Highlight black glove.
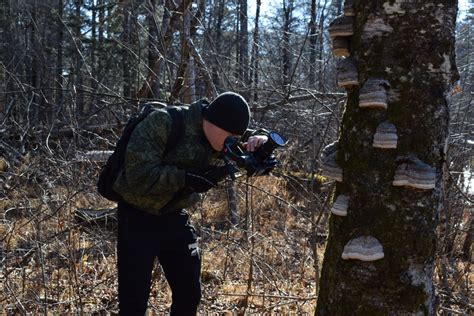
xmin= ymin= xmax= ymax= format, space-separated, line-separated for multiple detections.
xmin=185 ymin=171 xmax=218 ymax=193
xmin=185 ymin=166 xmax=230 ymax=193
xmin=203 ymin=165 xmax=229 ymax=183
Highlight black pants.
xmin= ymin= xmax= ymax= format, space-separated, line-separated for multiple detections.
xmin=117 ymin=202 xmax=201 ymax=315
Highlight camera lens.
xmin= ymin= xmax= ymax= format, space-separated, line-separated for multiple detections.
xmin=270 ymin=131 xmax=287 ymax=147
xmin=254 ymin=131 xmax=286 ymax=162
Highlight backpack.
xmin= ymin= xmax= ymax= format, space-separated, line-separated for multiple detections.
xmin=97 ymin=104 xmax=185 ymax=202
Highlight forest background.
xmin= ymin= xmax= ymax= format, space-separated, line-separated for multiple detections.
xmin=0 ymin=0 xmax=472 ymax=314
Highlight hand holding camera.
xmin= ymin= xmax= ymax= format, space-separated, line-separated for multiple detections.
xmin=222 ymin=131 xmax=287 ymax=179
xmin=243 ymin=135 xmax=268 ymax=152
xmin=186 ymin=131 xmax=287 ymax=191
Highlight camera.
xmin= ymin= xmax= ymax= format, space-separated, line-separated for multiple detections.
xmin=222 ymin=131 xmax=287 ymax=179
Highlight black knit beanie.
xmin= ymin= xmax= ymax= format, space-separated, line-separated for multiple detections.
xmin=203 ymin=92 xmax=250 ymax=135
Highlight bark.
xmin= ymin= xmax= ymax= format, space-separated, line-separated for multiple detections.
xmin=146 ymin=0 xmax=160 ymax=98
xmin=121 ymin=1 xmax=132 ymax=98
xmin=316 ymin=1 xmax=458 ymax=315
xmin=171 ymin=0 xmax=215 ymax=101
xmin=182 ymin=6 xmax=195 ymax=103
xmin=210 ymin=0 xmax=225 ymax=89
xmin=281 ymin=0 xmax=293 ymax=87
xmin=308 ymin=0 xmax=317 ymax=85
xmin=74 ymin=0 xmax=84 ymax=114
xmin=238 ymin=0 xmax=249 ymax=99
xmin=171 ymin=1 xmax=193 ymax=101
xmin=249 ymin=0 xmax=261 ymax=103
xmin=56 ymin=0 xmax=64 ymax=107
xmin=30 ymin=1 xmax=41 ymax=122
xmin=91 ymin=0 xmax=97 ymax=88
xmin=187 ymin=36 xmax=218 ymax=98
xmin=335 ymin=0 xmax=343 ymax=15
xmin=97 ymin=0 xmax=105 ymax=77
xmin=317 ymin=0 xmax=329 ymax=91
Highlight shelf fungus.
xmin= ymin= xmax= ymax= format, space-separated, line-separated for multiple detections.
xmin=393 ymin=157 xmax=436 ymax=190
xmin=359 ymin=79 xmax=390 ymax=109
xmin=343 ymin=0 xmax=355 ymax=16
xmin=321 ymin=142 xmax=343 ymax=182
xmin=329 ymin=15 xmax=354 ymax=38
xmin=332 ymin=37 xmax=350 ymax=57
xmin=373 ymin=121 xmax=398 ymax=149
xmin=336 ymin=57 xmax=358 ymax=88
xmin=341 ymin=236 xmax=385 ymax=261
xmin=331 ymin=195 xmax=349 ymax=216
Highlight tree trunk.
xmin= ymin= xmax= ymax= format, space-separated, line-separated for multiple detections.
xmin=30 ymin=0 xmax=41 ymax=123
xmin=0 ymin=0 xmax=14 ymax=115
xmin=238 ymin=0 xmax=249 ymax=99
xmin=182 ymin=5 xmax=195 ymax=103
xmin=317 ymin=0 xmax=328 ymax=91
xmin=249 ymin=0 xmax=261 ymax=104
xmin=308 ymin=0 xmax=317 ymax=86
xmin=171 ymin=1 xmax=192 ymax=101
xmin=97 ymin=0 xmax=105 ymax=77
xmin=121 ymin=1 xmax=132 ymax=98
xmin=74 ymin=0 xmax=84 ymax=115
xmin=211 ymin=0 xmax=224 ymax=90
xmin=281 ymin=0 xmax=293 ymax=87
xmin=56 ymin=0 xmax=64 ymax=108
xmin=316 ymin=1 xmax=458 ymax=314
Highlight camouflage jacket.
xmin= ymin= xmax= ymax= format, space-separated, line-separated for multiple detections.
xmin=113 ymin=100 xmax=220 ymax=215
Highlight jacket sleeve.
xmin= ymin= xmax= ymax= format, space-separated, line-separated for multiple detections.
xmin=122 ymin=110 xmax=186 ymax=197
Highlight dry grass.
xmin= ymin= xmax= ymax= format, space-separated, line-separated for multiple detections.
xmin=0 ymin=154 xmax=471 ymax=314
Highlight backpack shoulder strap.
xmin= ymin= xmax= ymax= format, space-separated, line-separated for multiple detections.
xmin=164 ymin=106 xmax=185 ymax=154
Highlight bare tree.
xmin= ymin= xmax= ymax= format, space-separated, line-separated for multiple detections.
xmin=249 ymin=0 xmax=261 ymax=103
xmin=237 ymin=0 xmax=249 ymax=99
xmin=281 ymin=0 xmax=294 ymax=87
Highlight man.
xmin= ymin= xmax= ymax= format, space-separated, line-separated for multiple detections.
xmin=113 ymin=92 xmax=267 ymax=315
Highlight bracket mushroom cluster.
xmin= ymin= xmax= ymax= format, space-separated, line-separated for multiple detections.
xmin=321 ymin=141 xmax=343 ymax=182
xmin=343 ymin=0 xmax=355 ymax=17
xmin=341 ymin=236 xmax=385 ymax=261
xmin=329 ymin=15 xmax=354 ymax=58
xmin=393 ymin=157 xmax=436 ymax=190
xmin=330 ymin=2 xmax=359 ymax=89
xmin=373 ymin=121 xmax=398 ymax=149
xmin=359 ymin=79 xmax=390 ymax=109
xmin=331 ymin=195 xmax=350 ymax=216
xmin=336 ymin=57 xmax=358 ymax=88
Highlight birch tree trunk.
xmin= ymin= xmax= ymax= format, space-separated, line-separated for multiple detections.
xmin=315 ymin=1 xmax=458 ymax=314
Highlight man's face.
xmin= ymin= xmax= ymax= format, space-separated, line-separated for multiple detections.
xmin=203 ymin=119 xmax=240 ymax=151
